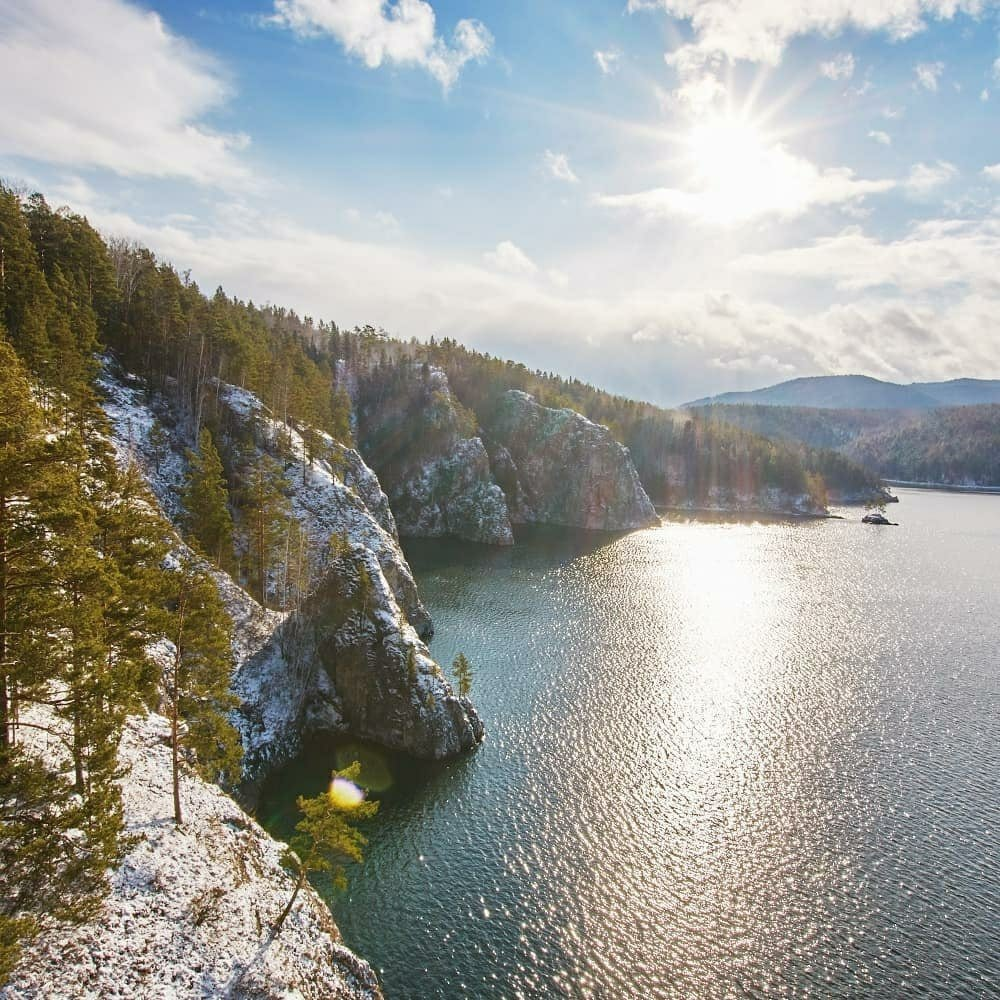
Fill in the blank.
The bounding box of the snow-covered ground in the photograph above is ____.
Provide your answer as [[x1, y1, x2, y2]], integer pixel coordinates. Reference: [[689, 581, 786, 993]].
[[1, 714, 381, 1000]]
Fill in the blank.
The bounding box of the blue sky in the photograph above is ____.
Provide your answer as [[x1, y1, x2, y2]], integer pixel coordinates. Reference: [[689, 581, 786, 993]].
[[2, 0, 999, 405]]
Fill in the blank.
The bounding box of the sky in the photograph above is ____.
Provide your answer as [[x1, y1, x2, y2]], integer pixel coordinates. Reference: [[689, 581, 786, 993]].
[[2, 0, 1000, 406]]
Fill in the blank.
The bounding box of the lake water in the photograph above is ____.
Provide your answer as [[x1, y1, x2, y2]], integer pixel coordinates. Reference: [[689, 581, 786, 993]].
[[259, 489, 1000, 998]]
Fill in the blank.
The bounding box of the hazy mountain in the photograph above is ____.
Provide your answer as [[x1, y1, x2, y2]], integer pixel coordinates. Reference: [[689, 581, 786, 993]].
[[686, 375, 1000, 410], [920, 379, 1000, 407]]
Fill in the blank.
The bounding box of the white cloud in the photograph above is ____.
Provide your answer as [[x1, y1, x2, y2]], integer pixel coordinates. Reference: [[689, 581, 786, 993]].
[[0, 0, 251, 186], [914, 60, 944, 91], [994, 56, 1000, 80], [881, 105, 905, 119], [594, 48, 621, 75], [868, 130, 891, 145], [597, 141, 893, 226], [629, 1, 992, 68], [820, 51, 855, 80], [543, 150, 579, 184], [269, 0, 492, 90], [484, 240, 538, 276], [633, 2, 996, 113], [662, 44, 727, 115], [904, 160, 958, 196], [374, 209, 401, 231], [735, 218, 1000, 295], [984, 164, 1000, 182]]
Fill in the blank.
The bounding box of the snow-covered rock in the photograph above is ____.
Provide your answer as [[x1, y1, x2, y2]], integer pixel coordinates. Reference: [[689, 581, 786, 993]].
[[0, 714, 382, 1000], [485, 390, 659, 531]]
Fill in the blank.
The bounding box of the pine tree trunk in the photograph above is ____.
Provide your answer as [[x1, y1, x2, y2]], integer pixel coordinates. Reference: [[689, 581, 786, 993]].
[[73, 708, 85, 794], [271, 868, 307, 939], [257, 511, 266, 607], [172, 692, 182, 825], [171, 595, 187, 826], [0, 491, 9, 749]]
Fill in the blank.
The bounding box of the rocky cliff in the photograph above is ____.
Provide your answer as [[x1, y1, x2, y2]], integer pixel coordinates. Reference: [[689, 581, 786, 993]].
[[99, 363, 483, 782], [353, 364, 513, 545], [485, 390, 659, 531]]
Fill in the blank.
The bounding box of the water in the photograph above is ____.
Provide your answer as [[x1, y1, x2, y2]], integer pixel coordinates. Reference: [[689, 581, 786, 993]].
[[259, 489, 1000, 998]]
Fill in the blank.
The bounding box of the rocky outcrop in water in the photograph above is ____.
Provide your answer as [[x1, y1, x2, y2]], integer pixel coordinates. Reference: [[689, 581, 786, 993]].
[[353, 364, 513, 545], [485, 390, 659, 531]]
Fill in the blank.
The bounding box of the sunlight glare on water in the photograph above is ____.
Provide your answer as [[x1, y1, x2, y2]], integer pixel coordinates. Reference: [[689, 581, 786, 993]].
[[260, 490, 1000, 999]]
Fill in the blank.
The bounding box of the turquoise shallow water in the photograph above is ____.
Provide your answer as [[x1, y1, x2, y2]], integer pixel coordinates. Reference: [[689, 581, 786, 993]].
[[259, 489, 1000, 999]]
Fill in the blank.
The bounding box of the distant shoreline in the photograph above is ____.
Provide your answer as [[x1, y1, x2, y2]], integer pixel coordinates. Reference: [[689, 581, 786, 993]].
[[656, 504, 832, 522], [888, 481, 1000, 495]]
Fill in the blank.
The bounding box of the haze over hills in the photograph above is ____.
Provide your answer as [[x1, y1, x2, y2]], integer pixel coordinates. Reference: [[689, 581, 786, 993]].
[[686, 375, 1000, 411]]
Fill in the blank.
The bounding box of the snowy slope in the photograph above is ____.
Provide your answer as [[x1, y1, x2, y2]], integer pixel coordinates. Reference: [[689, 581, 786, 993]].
[[1, 714, 381, 1000]]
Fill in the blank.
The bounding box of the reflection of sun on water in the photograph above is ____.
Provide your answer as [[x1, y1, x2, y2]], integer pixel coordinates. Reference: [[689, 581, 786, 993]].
[[663, 525, 793, 756], [629, 524, 842, 989]]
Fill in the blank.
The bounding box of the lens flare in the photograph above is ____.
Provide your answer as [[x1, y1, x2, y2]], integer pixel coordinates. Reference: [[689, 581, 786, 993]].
[[329, 776, 365, 809]]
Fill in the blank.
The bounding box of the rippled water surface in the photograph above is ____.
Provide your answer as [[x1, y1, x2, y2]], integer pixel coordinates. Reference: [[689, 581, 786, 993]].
[[260, 489, 1000, 998]]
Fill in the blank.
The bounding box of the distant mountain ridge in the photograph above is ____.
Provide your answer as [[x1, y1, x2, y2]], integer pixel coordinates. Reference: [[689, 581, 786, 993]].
[[686, 375, 1000, 410]]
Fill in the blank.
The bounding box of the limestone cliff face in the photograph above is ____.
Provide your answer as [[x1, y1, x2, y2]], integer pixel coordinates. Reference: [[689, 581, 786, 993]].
[[486, 390, 659, 531], [99, 363, 483, 786], [353, 365, 514, 545]]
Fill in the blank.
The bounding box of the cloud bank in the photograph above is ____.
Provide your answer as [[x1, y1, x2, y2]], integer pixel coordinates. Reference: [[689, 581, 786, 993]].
[[0, 0, 251, 186]]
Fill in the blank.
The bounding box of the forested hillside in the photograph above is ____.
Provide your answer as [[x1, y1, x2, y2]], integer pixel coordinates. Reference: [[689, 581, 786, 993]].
[[843, 406, 1000, 486], [0, 187, 243, 976], [695, 402, 1000, 488]]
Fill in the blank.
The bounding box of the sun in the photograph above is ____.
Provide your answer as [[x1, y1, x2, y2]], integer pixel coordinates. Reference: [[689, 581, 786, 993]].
[[681, 113, 803, 225]]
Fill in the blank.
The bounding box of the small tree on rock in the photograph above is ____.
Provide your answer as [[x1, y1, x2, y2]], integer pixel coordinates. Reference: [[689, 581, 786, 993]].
[[452, 652, 472, 698], [272, 763, 377, 937]]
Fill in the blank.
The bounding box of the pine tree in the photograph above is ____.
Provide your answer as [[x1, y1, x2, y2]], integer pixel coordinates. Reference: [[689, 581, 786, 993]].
[[181, 427, 233, 569], [452, 653, 473, 698], [161, 556, 242, 825], [0, 338, 123, 976], [272, 762, 378, 937], [329, 386, 353, 446], [241, 454, 290, 607], [355, 557, 373, 619], [147, 420, 170, 475]]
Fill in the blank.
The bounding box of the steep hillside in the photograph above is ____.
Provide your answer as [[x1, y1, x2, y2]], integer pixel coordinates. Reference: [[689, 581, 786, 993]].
[[843, 405, 1000, 487], [694, 401, 1000, 489], [352, 358, 659, 533], [688, 404, 894, 451], [485, 390, 658, 530], [2, 715, 382, 1000]]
